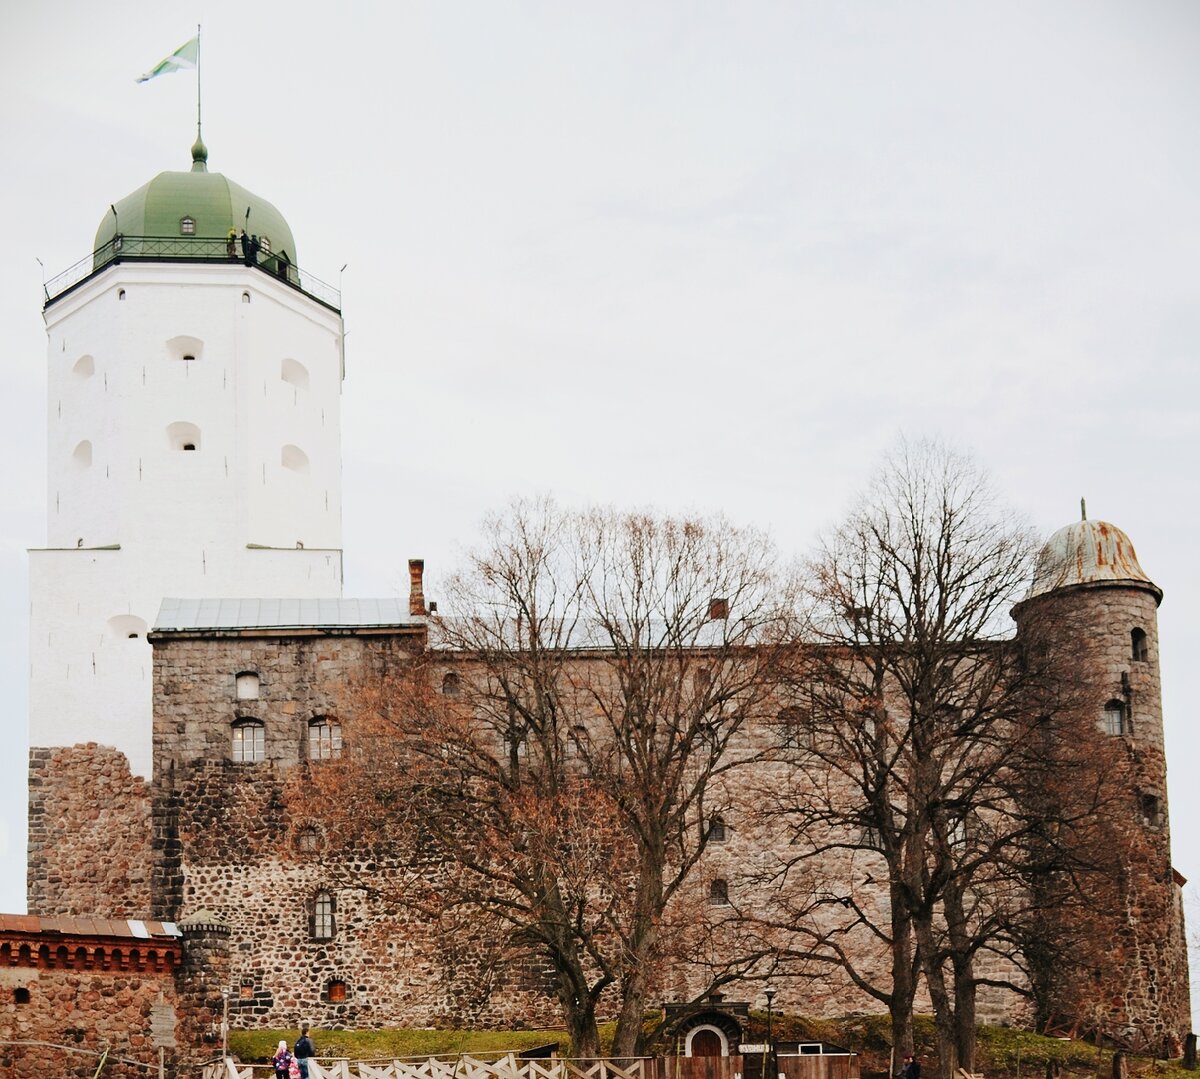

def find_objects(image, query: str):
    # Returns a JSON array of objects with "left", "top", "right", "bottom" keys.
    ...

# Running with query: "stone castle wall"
[
  {"left": 26, "top": 744, "right": 153, "bottom": 919},
  {"left": 151, "top": 629, "right": 564, "bottom": 1030},
  {"left": 0, "top": 928, "right": 182, "bottom": 1079}
]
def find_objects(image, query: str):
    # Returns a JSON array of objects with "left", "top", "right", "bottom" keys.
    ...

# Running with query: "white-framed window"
[
  {"left": 309, "top": 717, "right": 343, "bottom": 760},
  {"left": 1102, "top": 700, "right": 1127, "bottom": 737},
  {"left": 180, "top": 217, "right": 196, "bottom": 235},
  {"left": 232, "top": 719, "right": 264, "bottom": 763},
  {"left": 312, "top": 891, "right": 335, "bottom": 940}
]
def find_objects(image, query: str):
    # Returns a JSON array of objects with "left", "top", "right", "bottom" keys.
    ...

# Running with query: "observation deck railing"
[{"left": 43, "top": 235, "right": 341, "bottom": 312}]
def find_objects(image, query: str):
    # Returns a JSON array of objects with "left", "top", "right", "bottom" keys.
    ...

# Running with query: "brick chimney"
[{"left": 408, "top": 559, "right": 427, "bottom": 617}]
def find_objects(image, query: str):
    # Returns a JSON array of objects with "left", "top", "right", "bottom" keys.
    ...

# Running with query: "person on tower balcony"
[
  {"left": 250, "top": 233, "right": 261, "bottom": 267},
  {"left": 227, "top": 227, "right": 237, "bottom": 258},
  {"left": 240, "top": 229, "right": 250, "bottom": 266}
]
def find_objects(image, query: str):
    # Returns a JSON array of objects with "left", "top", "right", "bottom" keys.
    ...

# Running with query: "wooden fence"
[{"left": 201, "top": 1054, "right": 659, "bottom": 1079}]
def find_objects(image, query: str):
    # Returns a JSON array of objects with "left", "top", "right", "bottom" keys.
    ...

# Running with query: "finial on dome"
[
  {"left": 190, "top": 128, "right": 208, "bottom": 173},
  {"left": 1081, "top": 497, "right": 1087, "bottom": 522}
]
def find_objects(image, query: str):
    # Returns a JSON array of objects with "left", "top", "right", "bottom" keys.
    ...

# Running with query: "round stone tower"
[
  {"left": 1016, "top": 515, "right": 1189, "bottom": 1051},
  {"left": 28, "top": 138, "right": 346, "bottom": 915}
]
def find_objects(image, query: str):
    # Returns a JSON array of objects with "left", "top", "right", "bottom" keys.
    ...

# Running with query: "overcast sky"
[{"left": 1, "top": 0, "right": 1198, "bottom": 1015}]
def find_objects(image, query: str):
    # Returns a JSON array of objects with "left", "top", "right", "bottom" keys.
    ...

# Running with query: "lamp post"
[{"left": 765, "top": 987, "right": 777, "bottom": 1079}]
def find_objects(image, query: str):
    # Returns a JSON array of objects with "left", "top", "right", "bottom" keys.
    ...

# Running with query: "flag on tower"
[{"left": 136, "top": 37, "right": 199, "bottom": 83}]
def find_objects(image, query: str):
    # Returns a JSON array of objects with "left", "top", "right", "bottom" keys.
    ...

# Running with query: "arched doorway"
[{"left": 691, "top": 1029, "right": 724, "bottom": 1057}]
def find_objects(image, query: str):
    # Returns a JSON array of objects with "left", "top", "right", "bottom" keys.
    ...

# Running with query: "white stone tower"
[{"left": 29, "top": 136, "right": 345, "bottom": 785}]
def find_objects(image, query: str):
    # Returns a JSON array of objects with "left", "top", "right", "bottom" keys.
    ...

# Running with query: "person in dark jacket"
[
  {"left": 901, "top": 1054, "right": 921, "bottom": 1079},
  {"left": 294, "top": 1024, "right": 316, "bottom": 1078},
  {"left": 240, "top": 230, "right": 251, "bottom": 266}
]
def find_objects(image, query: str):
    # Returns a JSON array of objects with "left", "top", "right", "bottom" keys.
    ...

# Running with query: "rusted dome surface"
[{"left": 1028, "top": 519, "right": 1159, "bottom": 599}]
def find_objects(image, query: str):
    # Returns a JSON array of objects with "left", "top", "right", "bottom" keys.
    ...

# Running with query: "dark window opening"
[
  {"left": 709, "top": 878, "right": 730, "bottom": 906},
  {"left": 14, "top": 987, "right": 30, "bottom": 1004},
  {"left": 1131, "top": 628, "right": 1149, "bottom": 662},
  {"left": 441, "top": 672, "right": 460, "bottom": 697},
  {"left": 1141, "top": 793, "right": 1161, "bottom": 828},
  {"left": 709, "top": 815, "right": 727, "bottom": 842},
  {"left": 182, "top": 443, "right": 196, "bottom": 451}
]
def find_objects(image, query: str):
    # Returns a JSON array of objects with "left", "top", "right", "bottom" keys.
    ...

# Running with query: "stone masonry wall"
[
  {"left": 27, "top": 744, "right": 153, "bottom": 918},
  {"left": 1017, "top": 583, "right": 1190, "bottom": 1051},
  {"left": 0, "top": 950, "right": 180, "bottom": 1079},
  {"left": 152, "top": 629, "right": 563, "bottom": 1031}
]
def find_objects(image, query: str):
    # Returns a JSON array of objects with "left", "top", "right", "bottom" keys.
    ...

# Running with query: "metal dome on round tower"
[
  {"left": 93, "top": 136, "right": 297, "bottom": 262},
  {"left": 1027, "top": 504, "right": 1161, "bottom": 604}
]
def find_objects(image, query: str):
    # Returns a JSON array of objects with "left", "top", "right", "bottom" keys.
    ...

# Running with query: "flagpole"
[{"left": 196, "top": 23, "right": 202, "bottom": 142}]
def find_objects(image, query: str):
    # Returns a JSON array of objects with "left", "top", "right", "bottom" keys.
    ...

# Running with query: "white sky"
[{"left": 1, "top": 0, "right": 1198, "bottom": 1020}]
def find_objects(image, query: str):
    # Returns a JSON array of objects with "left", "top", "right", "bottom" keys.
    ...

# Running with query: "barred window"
[
  {"left": 708, "top": 879, "right": 730, "bottom": 906},
  {"left": 709, "top": 815, "right": 728, "bottom": 842},
  {"left": 231, "top": 720, "right": 264, "bottom": 763},
  {"left": 309, "top": 717, "right": 342, "bottom": 760},
  {"left": 296, "top": 825, "right": 322, "bottom": 853}
]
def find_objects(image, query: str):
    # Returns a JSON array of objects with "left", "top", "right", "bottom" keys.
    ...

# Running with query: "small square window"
[{"left": 180, "top": 217, "right": 196, "bottom": 235}]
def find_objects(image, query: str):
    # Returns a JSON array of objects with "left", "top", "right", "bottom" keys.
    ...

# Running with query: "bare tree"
[
  {"left": 305, "top": 499, "right": 799, "bottom": 1056},
  {"left": 749, "top": 440, "right": 1120, "bottom": 1079}
]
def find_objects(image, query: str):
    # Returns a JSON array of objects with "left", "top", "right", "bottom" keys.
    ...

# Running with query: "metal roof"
[
  {"left": 155, "top": 597, "right": 422, "bottom": 632},
  {"left": 0, "top": 914, "right": 180, "bottom": 940}
]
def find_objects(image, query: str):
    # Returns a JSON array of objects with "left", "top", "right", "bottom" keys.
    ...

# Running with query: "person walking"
[{"left": 294, "top": 1023, "right": 316, "bottom": 1079}]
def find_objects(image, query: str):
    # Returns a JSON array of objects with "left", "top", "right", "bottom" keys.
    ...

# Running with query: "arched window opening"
[
  {"left": 71, "top": 440, "right": 93, "bottom": 469},
  {"left": 281, "top": 444, "right": 310, "bottom": 475},
  {"left": 166, "top": 335, "right": 204, "bottom": 363},
  {"left": 311, "top": 892, "right": 336, "bottom": 940},
  {"left": 281, "top": 357, "right": 310, "bottom": 392},
  {"left": 166, "top": 421, "right": 202, "bottom": 452},
  {"left": 242, "top": 291, "right": 251, "bottom": 303},
  {"left": 232, "top": 719, "right": 265, "bottom": 763},
  {"left": 708, "top": 879, "right": 730, "bottom": 906},
  {"left": 1102, "top": 700, "right": 1127, "bottom": 737},
  {"left": 441, "top": 672, "right": 460, "bottom": 697},
  {"left": 708, "top": 815, "right": 728, "bottom": 843},
  {"left": 72, "top": 355, "right": 95, "bottom": 379},
  {"left": 1131, "top": 628, "right": 1149, "bottom": 663},
  {"left": 309, "top": 717, "right": 342, "bottom": 760},
  {"left": 14, "top": 987, "right": 30, "bottom": 1005},
  {"left": 179, "top": 216, "right": 196, "bottom": 235},
  {"left": 327, "top": 979, "right": 347, "bottom": 1003},
  {"left": 235, "top": 672, "right": 260, "bottom": 700},
  {"left": 296, "top": 825, "right": 322, "bottom": 853},
  {"left": 107, "top": 614, "right": 148, "bottom": 640},
  {"left": 1140, "top": 793, "right": 1161, "bottom": 828},
  {"left": 117, "top": 289, "right": 126, "bottom": 300}
]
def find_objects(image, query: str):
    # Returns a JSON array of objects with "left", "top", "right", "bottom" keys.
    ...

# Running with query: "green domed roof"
[{"left": 94, "top": 140, "right": 297, "bottom": 261}]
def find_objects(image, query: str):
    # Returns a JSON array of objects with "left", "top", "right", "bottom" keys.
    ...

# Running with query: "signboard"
[
  {"left": 149, "top": 1002, "right": 177, "bottom": 1049},
  {"left": 739, "top": 1045, "right": 769, "bottom": 1054}
]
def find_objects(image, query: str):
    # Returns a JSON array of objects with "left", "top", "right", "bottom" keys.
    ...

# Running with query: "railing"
[
  {"left": 44, "top": 235, "right": 341, "bottom": 311},
  {"left": 200, "top": 1054, "right": 658, "bottom": 1079}
]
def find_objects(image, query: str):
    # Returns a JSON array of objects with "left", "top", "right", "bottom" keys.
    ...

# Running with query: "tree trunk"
[
  {"left": 914, "top": 915, "right": 958, "bottom": 1079},
  {"left": 944, "top": 883, "right": 977, "bottom": 1072},
  {"left": 889, "top": 884, "right": 918, "bottom": 1063}
]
